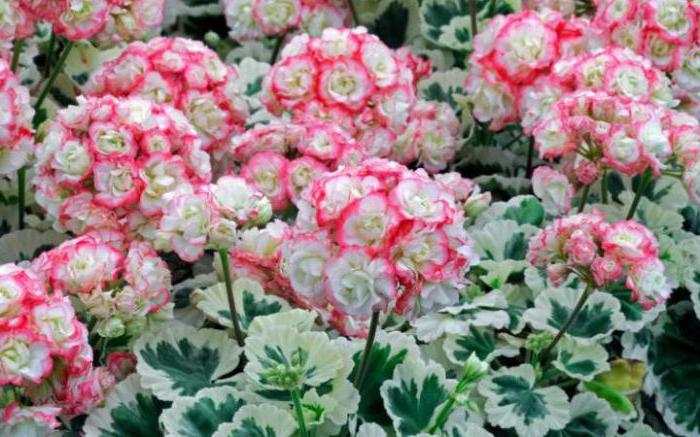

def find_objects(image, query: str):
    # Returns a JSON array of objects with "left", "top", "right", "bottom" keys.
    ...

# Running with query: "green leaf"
[
  {"left": 134, "top": 322, "right": 242, "bottom": 400},
  {"left": 503, "top": 197, "right": 545, "bottom": 227},
  {"left": 380, "top": 358, "right": 451, "bottom": 435},
  {"left": 479, "top": 364, "right": 570, "bottom": 436},
  {"left": 443, "top": 326, "right": 520, "bottom": 364},
  {"left": 582, "top": 380, "right": 635, "bottom": 416},
  {"left": 545, "top": 393, "right": 619, "bottom": 437},
  {"left": 213, "top": 405, "right": 296, "bottom": 437},
  {"left": 160, "top": 387, "right": 250, "bottom": 437},
  {"left": 647, "top": 302, "right": 700, "bottom": 436},
  {"left": 524, "top": 288, "right": 624, "bottom": 343},
  {"left": 84, "top": 375, "right": 169, "bottom": 437},
  {"left": 552, "top": 338, "right": 609, "bottom": 382},
  {"left": 350, "top": 331, "right": 422, "bottom": 425}
]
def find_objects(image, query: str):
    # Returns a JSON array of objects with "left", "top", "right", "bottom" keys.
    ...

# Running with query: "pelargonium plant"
[{"left": 2, "top": 1, "right": 700, "bottom": 436}]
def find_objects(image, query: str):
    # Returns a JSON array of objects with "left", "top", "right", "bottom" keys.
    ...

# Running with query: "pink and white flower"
[{"left": 531, "top": 166, "right": 573, "bottom": 215}]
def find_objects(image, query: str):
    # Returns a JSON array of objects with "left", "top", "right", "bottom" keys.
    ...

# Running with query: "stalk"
[
  {"left": 33, "top": 41, "right": 74, "bottom": 117},
  {"left": 625, "top": 169, "right": 652, "bottom": 220},
  {"left": 217, "top": 249, "right": 245, "bottom": 347},
  {"left": 291, "top": 388, "right": 308, "bottom": 437},
  {"left": 540, "top": 283, "right": 594, "bottom": 359},
  {"left": 577, "top": 184, "right": 591, "bottom": 213},
  {"left": 353, "top": 311, "right": 380, "bottom": 391}
]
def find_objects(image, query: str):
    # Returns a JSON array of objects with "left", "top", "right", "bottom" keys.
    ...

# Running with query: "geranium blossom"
[{"left": 0, "top": 58, "right": 34, "bottom": 175}]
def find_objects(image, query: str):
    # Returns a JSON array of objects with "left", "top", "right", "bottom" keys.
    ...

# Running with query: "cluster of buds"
[
  {"left": 87, "top": 37, "right": 249, "bottom": 159},
  {"left": 527, "top": 210, "right": 671, "bottom": 308},
  {"left": 29, "top": 230, "right": 171, "bottom": 338},
  {"left": 0, "top": 58, "right": 34, "bottom": 175},
  {"left": 0, "top": 264, "right": 114, "bottom": 428},
  {"left": 222, "top": 0, "right": 350, "bottom": 41},
  {"left": 33, "top": 95, "right": 211, "bottom": 236}
]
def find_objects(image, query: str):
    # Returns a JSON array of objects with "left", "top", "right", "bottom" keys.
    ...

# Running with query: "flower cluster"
[
  {"left": 30, "top": 230, "right": 171, "bottom": 338},
  {"left": 0, "top": 58, "right": 34, "bottom": 176},
  {"left": 0, "top": 0, "right": 35, "bottom": 42},
  {"left": 274, "top": 159, "right": 479, "bottom": 333},
  {"left": 222, "top": 0, "right": 350, "bottom": 41},
  {"left": 87, "top": 37, "right": 248, "bottom": 159},
  {"left": 592, "top": 0, "right": 700, "bottom": 78},
  {"left": 0, "top": 264, "right": 114, "bottom": 426},
  {"left": 16, "top": 0, "right": 164, "bottom": 44},
  {"left": 33, "top": 95, "right": 211, "bottom": 236},
  {"left": 527, "top": 211, "right": 671, "bottom": 308},
  {"left": 155, "top": 174, "right": 272, "bottom": 261},
  {"left": 532, "top": 90, "right": 700, "bottom": 186},
  {"left": 261, "top": 27, "right": 455, "bottom": 169},
  {"left": 465, "top": 10, "right": 598, "bottom": 130},
  {"left": 521, "top": 47, "right": 675, "bottom": 133}
]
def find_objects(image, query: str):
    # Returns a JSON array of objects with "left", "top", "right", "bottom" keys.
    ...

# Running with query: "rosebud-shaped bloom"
[
  {"left": 591, "top": 255, "right": 624, "bottom": 286},
  {"left": 241, "top": 151, "right": 290, "bottom": 211},
  {"left": 625, "top": 258, "right": 671, "bottom": 308},
  {"left": 34, "top": 95, "right": 210, "bottom": 235},
  {"left": 601, "top": 220, "right": 659, "bottom": 265},
  {"left": 0, "top": 1, "right": 35, "bottom": 41},
  {"left": 0, "top": 59, "right": 34, "bottom": 175},
  {"left": 87, "top": 37, "right": 248, "bottom": 159},
  {"left": 532, "top": 166, "right": 573, "bottom": 215},
  {"left": 93, "top": 0, "right": 165, "bottom": 47},
  {"left": 106, "top": 351, "right": 137, "bottom": 381}
]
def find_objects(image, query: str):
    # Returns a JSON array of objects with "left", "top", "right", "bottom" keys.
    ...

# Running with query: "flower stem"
[
  {"left": 577, "top": 184, "right": 591, "bottom": 213},
  {"left": 291, "top": 387, "right": 308, "bottom": 437},
  {"left": 10, "top": 39, "right": 24, "bottom": 73},
  {"left": 217, "top": 249, "right": 245, "bottom": 347},
  {"left": 348, "top": 0, "right": 360, "bottom": 27},
  {"left": 526, "top": 137, "right": 535, "bottom": 178},
  {"left": 626, "top": 169, "right": 652, "bottom": 220},
  {"left": 353, "top": 311, "right": 380, "bottom": 391},
  {"left": 430, "top": 397, "right": 456, "bottom": 434},
  {"left": 600, "top": 170, "right": 608, "bottom": 204},
  {"left": 17, "top": 167, "right": 26, "bottom": 230},
  {"left": 540, "top": 283, "right": 594, "bottom": 359},
  {"left": 270, "top": 33, "right": 286, "bottom": 65},
  {"left": 469, "top": 0, "right": 478, "bottom": 40},
  {"left": 33, "top": 40, "right": 74, "bottom": 119},
  {"left": 44, "top": 31, "right": 57, "bottom": 77}
]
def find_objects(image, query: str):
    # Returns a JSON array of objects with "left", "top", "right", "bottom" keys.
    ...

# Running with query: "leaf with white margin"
[
  {"left": 471, "top": 220, "right": 537, "bottom": 262},
  {"left": 523, "top": 287, "right": 624, "bottom": 343},
  {"left": 160, "top": 386, "right": 252, "bottom": 437},
  {"left": 479, "top": 364, "right": 570, "bottom": 437},
  {"left": 356, "top": 423, "right": 387, "bottom": 437},
  {"left": 647, "top": 302, "right": 700, "bottom": 437},
  {"left": 247, "top": 308, "right": 317, "bottom": 336},
  {"left": 172, "top": 273, "right": 218, "bottom": 327},
  {"left": 479, "top": 260, "right": 530, "bottom": 290},
  {"left": 134, "top": 322, "right": 241, "bottom": 401},
  {"left": 552, "top": 338, "right": 609, "bottom": 382},
  {"left": 670, "top": 234, "right": 700, "bottom": 320},
  {"left": 501, "top": 284, "right": 532, "bottom": 334},
  {"left": 545, "top": 392, "right": 619, "bottom": 437},
  {"left": 343, "top": 331, "right": 422, "bottom": 425},
  {"left": 380, "top": 358, "right": 452, "bottom": 435},
  {"left": 412, "top": 290, "right": 510, "bottom": 342},
  {"left": 418, "top": 69, "right": 468, "bottom": 110},
  {"left": 474, "top": 175, "right": 531, "bottom": 199},
  {"left": 0, "top": 229, "right": 69, "bottom": 263},
  {"left": 620, "top": 423, "right": 671, "bottom": 437},
  {"left": 213, "top": 405, "right": 296, "bottom": 437},
  {"left": 445, "top": 421, "right": 493, "bottom": 437},
  {"left": 443, "top": 326, "right": 520, "bottom": 365},
  {"left": 608, "top": 286, "right": 663, "bottom": 333},
  {"left": 245, "top": 326, "right": 345, "bottom": 391},
  {"left": 193, "top": 278, "right": 290, "bottom": 332},
  {"left": 84, "top": 374, "right": 168, "bottom": 437}
]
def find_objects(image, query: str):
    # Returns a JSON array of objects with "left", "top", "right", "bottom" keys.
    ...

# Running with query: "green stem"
[
  {"left": 218, "top": 249, "right": 245, "bottom": 347},
  {"left": 348, "top": 0, "right": 360, "bottom": 27},
  {"left": 44, "top": 31, "right": 57, "bottom": 77},
  {"left": 625, "top": 169, "right": 652, "bottom": 220},
  {"left": 33, "top": 40, "right": 74, "bottom": 118},
  {"left": 270, "top": 33, "right": 286, "bottom": 65},
  {"left": 600, "top": 170, "right": 608, "bottom": 204},
  {"left": 291, "top": 388, "right": 308, "bottom": 437},
  {"left": 429, "top": 397, "right": 456, "bottom": 434},
  {"left": 577, "top": 184, "right": 591, "bottom": 213},
  {"left": 469, "top": 0, "right": 478, "bottom": 40},
  {"left": 10, "top": 39, "right": 24, "bottom": 73},
  {"left": 540, "top": 283, "right": 594, "bottom": 359},
  {"left": 353, "top": 311, "right": 380, "bottom": 391},
  {"left": 17, "top": 167, "right": 26, "bottom": 230},
  {"left": 525, "top": 137, "right": 535, "bottom": 178}
]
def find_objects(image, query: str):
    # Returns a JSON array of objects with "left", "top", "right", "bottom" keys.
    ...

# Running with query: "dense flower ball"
[
  {"left": 33, "top": 95, "right": 211, "bottom": 236},
  {"left": 222, "top": 0, "right": 350, "bottom": 41},
  {"left": 465, "top": 10, "right": 599, "bottom": 130},
  {"left": 87, "top": 37, "right": 248, "bottom": 158},
  {"left": 30, "top": 230, "right": 171, "bottom": 337},
  {"left": 275, "top": 159, "right": 479, "bottom": 332},
  {"left": 17, "top": 0, "right": 164, "bottom": 43},
  {"left": 0, "top": 58, "right": 34, "bottom": 175},
  {"left": 527, "top": 210, "right": 671, "bottom": 308},
  {"left": 0, "top": 263, "right": 114, "bottom": 424},
  {"left": 261, "top": 27, "right": 453, "bottom": 164}
]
